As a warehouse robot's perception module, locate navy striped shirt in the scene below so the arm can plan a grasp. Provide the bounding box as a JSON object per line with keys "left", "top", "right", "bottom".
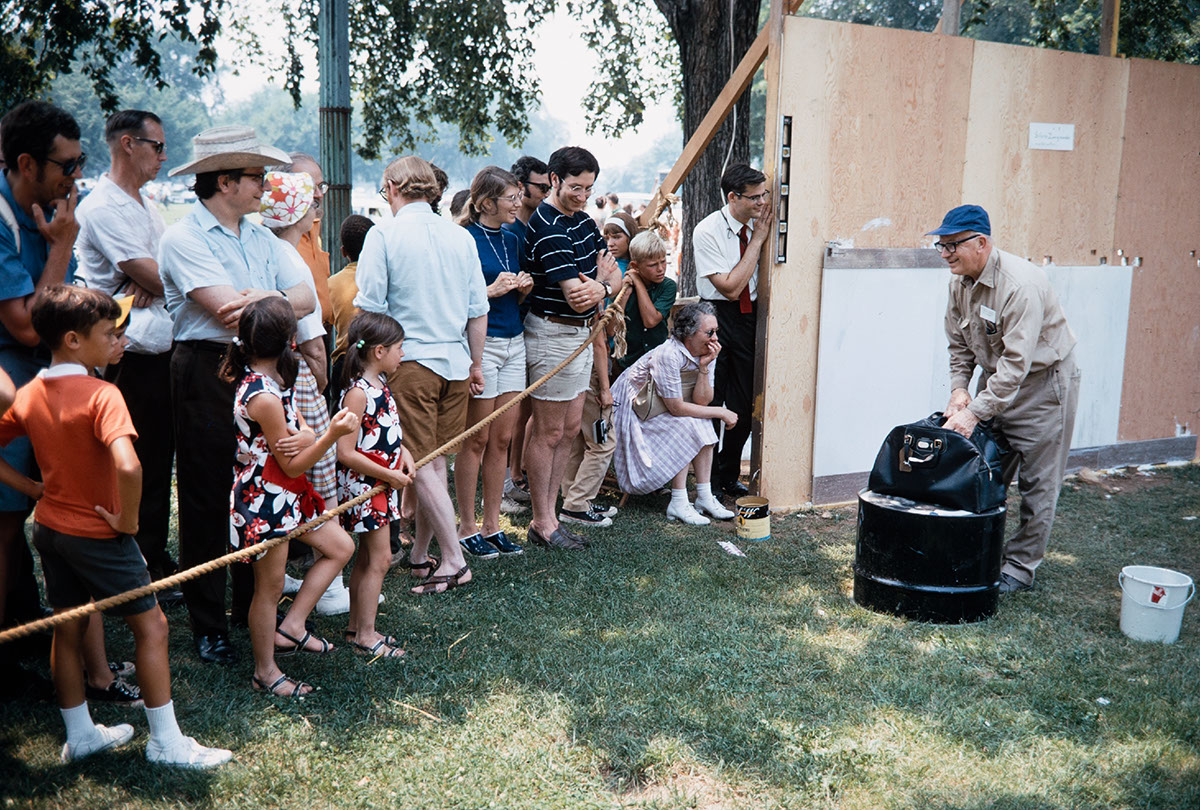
{"left": 522, "top": 201, "right": 604, "bottom": 324}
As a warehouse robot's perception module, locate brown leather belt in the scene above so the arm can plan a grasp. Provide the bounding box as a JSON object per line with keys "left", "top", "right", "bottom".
{"left": 537, "top": 314, "right": 588, "bottom": 327}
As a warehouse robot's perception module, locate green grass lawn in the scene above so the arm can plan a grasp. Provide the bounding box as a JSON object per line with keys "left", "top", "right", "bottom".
{"left": 2, "top": 465, "right": 1198, "bottom": 808}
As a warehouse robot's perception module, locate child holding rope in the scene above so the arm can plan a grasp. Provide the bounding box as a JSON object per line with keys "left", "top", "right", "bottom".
{"left": 334, "top": 312, "right": 414, "bottom": 659}
{"left": 221, "top": 297, "right": 357, "bottom": 697}
{"left": 0, "top": 285, "right": 231, "bottom": 767}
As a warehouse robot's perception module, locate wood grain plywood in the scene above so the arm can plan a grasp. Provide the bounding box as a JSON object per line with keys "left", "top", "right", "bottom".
{"left": 1113, "top": 58, "right": 1200, "bottom": 445}
{"left": 962, "top": 42, "right": 1129, "bottom": 264}
{"left": 757, "top": 18, "right": 974, "bottom": 506}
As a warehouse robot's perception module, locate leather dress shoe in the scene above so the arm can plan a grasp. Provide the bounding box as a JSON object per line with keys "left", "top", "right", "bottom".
{"left": 998, "top": 573, "right": 1033, "bottom": 594}
{"left": 720, "top": 480, "right": 749, "bottom": 497}
{"left": 194, "top": 633, "right": 237, "bottom": 665}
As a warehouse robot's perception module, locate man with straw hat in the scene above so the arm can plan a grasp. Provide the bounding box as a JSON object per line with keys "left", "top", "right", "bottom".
{"left": 158, "top": 126, "right": 315, "bottom": 664}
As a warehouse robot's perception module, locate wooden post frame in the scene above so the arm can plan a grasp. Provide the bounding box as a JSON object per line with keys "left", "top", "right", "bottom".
{"left": 1100, "top": 0, "right": 1121, "bottom": 57}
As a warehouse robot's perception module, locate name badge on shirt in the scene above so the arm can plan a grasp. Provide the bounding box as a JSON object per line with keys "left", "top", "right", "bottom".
{"left": 979, "top": 304, "right": 997, "bottom": 323}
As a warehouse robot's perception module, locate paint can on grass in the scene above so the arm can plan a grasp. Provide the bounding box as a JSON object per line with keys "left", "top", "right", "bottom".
{"left": 1118, "top": 565, "right": 1194, "bottom": 644}
{"left": 735, "top": 496, "right": 770, "bottom": 541}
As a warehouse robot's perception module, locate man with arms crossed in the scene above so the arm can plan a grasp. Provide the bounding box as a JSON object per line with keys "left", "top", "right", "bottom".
{"left": 159, "top": 126, "right": 315, "bottom": 663}
{"left": 521, "top": 146, "right": 621, "bottom": 550}
{"left": 691, "top": 163, "right": 773, "bottom": 497}
{"left": 930, "top": 204, "right": 1080, "bottom": 593}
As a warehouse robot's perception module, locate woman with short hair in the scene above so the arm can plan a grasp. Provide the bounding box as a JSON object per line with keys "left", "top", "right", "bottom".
{"left": 611, "top": 301, "right": 737, "bottom": 525}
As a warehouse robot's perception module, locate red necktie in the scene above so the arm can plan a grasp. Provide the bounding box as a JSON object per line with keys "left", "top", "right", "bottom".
{"left": 738, "top": 225, "right": 753, "bottom": 315}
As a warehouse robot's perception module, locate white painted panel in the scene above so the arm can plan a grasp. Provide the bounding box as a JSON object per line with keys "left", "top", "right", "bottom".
{"left": 812, "top": 264, "right": 1132, "bottom": 478}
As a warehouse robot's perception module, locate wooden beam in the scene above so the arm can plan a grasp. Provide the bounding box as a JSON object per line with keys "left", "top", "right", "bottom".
{"left": 638, "top": 0, "right": 805, "bottom": 229}
{"left": 1100, "top": 0, "right": 1121, "bottom": 57}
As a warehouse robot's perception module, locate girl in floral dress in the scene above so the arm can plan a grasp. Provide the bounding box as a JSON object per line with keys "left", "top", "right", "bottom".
{"left": 335, "top": 313, "right": 415, "bottom": 659}
{"left": 222, "top": 297, "right": 359, "bottom": 697}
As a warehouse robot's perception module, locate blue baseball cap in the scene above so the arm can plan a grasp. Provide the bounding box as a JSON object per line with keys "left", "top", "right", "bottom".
{"left": 926, "top": 204, "right": 991, "bottom": 236}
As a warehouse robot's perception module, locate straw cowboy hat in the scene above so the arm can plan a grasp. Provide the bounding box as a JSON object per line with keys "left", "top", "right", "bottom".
{"left": 168, "top": 125, "right": 291, "bottom": 177}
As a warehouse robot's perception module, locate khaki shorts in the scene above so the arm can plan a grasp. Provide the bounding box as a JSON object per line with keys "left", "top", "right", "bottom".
{"left": 524, "top": 314, "right": 594, "bottom": 402}
{"left": 386, "top": 361, "right": 470, "bottom": 461}
{"left": 477, "top": 335, "right": 527, "bottom": 399}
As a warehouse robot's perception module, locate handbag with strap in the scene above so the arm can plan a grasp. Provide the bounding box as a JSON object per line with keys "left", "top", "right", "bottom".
{"left": 633, "top": 368, "right": 699, "bottom": 421}
{"left": 867, "top": 412, "right": 1012, "bottom": 513}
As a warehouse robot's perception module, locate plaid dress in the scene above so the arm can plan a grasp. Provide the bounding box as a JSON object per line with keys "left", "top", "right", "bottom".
{"left": 612, "top": 338, "right": 718, "bottom": 495}
{"left": 294, "top": 359, "right": 338, "bottom": 502}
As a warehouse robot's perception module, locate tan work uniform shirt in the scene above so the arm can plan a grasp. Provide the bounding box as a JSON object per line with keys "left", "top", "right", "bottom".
{"left": 945, "top": 247, "right": 1076, "bottom": 421}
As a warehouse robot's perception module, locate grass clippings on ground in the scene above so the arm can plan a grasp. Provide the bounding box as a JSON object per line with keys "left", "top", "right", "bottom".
{"left": 1, "top": 465, "right": 1198, "bottom": 809}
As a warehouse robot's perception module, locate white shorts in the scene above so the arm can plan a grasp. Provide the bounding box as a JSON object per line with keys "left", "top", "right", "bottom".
{"left": 477, "top": 334, "right": 527, "bottom": 399}
{"left": 524, "top": 313, "right": 594, "bottom": 402}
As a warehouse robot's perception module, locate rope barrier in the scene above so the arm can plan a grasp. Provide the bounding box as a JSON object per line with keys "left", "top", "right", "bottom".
{"left": 0, "top": 282, "right": 633, "bottom": 645}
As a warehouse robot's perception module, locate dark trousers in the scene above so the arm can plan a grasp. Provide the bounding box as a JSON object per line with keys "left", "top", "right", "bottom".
{"left": 710, "top": 299, "right": 757, "bottom": 487}
{"left": 107, "top": 350, "right": 176, "bottom": 579}
{"left": 171, "top": 342, "right": 253, "bottom": 637}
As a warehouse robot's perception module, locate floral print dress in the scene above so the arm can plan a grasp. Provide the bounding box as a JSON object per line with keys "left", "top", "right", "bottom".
{"left": 230, "top": 371, "right": 322, "bottom": 554}
{"left": 337, "top": 374, "right": 404, "bottom": 533}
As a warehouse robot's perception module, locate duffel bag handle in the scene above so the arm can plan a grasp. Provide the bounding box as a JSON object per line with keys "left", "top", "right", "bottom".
{"left": 898, "top": 433, "right": 943, "bottom": 473}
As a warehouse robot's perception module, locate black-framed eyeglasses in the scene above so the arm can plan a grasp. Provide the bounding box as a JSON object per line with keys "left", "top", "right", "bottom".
{"left": 734, "top": 189, "right": 771, "bottom": 203}
{"left": 525, "top": 181, "right": 551, "bottom": 195}
{"left": 933, "top": 234, "right": 983, "bottom": 254}
{"left": 44, "top": 153, "right": 88, "bottom": 175}
{"left": 133, "top": 137, "right": 165, "bottom": 155}
{"left": 704, "top": 328, "right": 719, "bottom": 337}
{"left": 238, "top": 171, "right": 267, "bottom": 187}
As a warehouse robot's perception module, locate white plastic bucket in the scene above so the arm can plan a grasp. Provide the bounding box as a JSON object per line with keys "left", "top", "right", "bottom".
{"left": 1118, "top": 565, "right": 1195, "bottom": 644}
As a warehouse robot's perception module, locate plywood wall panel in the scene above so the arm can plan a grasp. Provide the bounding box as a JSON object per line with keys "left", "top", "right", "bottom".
{"left": 757, "top": 18, "right": 974, "bottom": 505}
{"left": 1113, "top": 58, "right": 1200, "bottom": 444}
{"left": 962, "top": 42, "right": 1128, "bottom": 264}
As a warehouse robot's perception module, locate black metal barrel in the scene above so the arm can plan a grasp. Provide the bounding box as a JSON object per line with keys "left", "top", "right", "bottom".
{"left": 853, "top": 488, "right": 1007, "bottom": 623}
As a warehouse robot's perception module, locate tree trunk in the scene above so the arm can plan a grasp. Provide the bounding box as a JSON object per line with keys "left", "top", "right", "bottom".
{"left": 656, "top": 0, "right": 763, "bottom": 296}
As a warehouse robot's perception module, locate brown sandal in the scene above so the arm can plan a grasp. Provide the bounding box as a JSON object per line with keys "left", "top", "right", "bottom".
{"left": 405, "top": 554, "right": 439, "bottom": 578}
{"left": 411, "top": 564, "right": 472, "bottom": 595}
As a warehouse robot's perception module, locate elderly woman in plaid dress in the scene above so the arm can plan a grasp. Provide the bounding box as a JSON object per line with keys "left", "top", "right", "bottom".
{"left": 611, "top": 302, "right": 738, "bottom": 526}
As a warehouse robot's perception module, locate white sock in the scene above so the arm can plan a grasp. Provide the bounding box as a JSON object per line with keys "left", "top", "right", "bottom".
{"left": 670, "top": 488, "right": 690, "bottom": 508}
{"left": 61, "top": 702, "right": 98, "bottom": 744}
{"left": 145, "top": 700, "right": 184, "bottom": 746}
{"left": 696, "top": 482, "right": 715, "bottom": 502}
{"left": 323, "top": 575, "right": 345, "bottom": 594}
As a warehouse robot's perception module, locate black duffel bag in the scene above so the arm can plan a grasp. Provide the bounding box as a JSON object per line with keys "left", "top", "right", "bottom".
{"left": 867, "top": 412, "right": 1012, "bottom": 513}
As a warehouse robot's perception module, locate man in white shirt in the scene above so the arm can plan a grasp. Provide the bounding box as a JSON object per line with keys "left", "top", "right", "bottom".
{"left": 691, "top": 164, "right": 773, "bottom": 497}
{"left": 75, "top": 110, "right": 179, "bottom": 599}
{"left": 355, "top": 155, "right": 489, "bottom": 593}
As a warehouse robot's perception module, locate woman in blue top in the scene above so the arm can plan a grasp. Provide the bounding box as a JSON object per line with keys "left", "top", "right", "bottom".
{"left": 454, "top": 167, "right": 534, "bottom": 558}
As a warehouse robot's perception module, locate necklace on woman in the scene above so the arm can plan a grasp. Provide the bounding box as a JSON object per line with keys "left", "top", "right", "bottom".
{"left": 478, "top": 223, "right": 511, "bottom": 274}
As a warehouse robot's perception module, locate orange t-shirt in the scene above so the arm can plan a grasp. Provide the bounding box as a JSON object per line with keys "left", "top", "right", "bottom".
{"left": 297, "top": 221, "right": 333, "bottom": 325}
{"left": 0, "top": 368, "right": 137, "bottom": 538}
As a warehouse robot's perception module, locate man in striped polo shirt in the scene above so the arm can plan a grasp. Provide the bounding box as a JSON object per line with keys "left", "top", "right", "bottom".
{"left": 521, "top": 146, "right": 621, "bottom": 550}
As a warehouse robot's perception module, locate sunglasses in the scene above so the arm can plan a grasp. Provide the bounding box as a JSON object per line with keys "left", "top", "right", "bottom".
{"left": 704, "top": 328, "right": 719, "bottom": 337}
{"left": 525, "top": 181, "right": 551, "bottom": 195}
{"left": 44, "top": 153, "right": 88, "bottom": 176}
{"left": 133, "top": 136, "right": 165, "bottom": 155}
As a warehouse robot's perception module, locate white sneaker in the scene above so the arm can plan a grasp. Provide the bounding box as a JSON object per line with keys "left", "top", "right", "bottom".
{"left": 499, "top": 495, "right": 528, "bottom": 515}
{"left": 61, "top": 723, "right": 135, "bottom": 763}
{"left": 314, "top": 579, "right": 350, "bottom": 616}
{"left": 695, "top": 498, "right": 735, "bottom": 520}
{"left": 147, "top": 734, "right": 233, "bottom": 769}
{"left": 665, "top": 501, "right": 711, "bottom": 526}
{"left": 281, "top": 573, "right": 303, "bottom": 595}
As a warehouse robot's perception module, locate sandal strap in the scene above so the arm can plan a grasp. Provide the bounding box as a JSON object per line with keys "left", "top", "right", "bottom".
{"left": 407, "top": 555, "right": 439, "bottom": 571}
{"left": 413, "top": 564, "right": 470, "bottom": 594}
{"left": 253, "top": 674, "right": 307, "bottom": 697}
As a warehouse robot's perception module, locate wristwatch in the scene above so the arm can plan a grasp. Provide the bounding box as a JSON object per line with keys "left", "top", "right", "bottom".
{"left": 601, "top": 280, "right": 612, "bottom": 297}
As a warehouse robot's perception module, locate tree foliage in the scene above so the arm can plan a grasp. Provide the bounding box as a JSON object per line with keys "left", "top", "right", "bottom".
{"left": 1, "top": 0, "right": 224, "bottom": 112}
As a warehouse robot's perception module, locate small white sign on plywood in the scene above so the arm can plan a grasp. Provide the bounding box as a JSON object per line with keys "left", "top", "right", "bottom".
{"left": 1029, "top": 122, "right": 1075, "bottom": 151}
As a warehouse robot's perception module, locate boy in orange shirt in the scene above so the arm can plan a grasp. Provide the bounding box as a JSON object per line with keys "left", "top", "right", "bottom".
{"left": 0, "top": 285, "right": 231, "bottom": 767}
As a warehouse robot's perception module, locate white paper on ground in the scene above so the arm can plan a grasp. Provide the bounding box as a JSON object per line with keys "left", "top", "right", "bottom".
{"left": 718, "top": 540, "right": 747, "bottom": 557}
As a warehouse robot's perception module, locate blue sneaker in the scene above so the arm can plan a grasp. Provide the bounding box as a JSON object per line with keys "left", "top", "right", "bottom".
{"left": 483, "top": 531, "right": 524, "bottom": 556}
{"left": 459, "top": 533, "right": 499, "bottom": 559}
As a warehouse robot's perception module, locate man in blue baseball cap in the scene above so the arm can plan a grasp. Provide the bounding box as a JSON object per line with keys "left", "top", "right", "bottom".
{"left": 928, "top": 204, "right": 1081, "bottom": 594}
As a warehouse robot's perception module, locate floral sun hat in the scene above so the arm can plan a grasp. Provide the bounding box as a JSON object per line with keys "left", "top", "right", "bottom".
{"left": 260, "top": 171, "right": 315, "bottom": 227}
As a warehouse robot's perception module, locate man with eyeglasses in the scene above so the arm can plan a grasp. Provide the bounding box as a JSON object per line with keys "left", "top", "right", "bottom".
{"left": 929, "top": 204, "right": 1080, "bottom": 595}
{"left": 692, "top": 163, "right": 774, "bottom": 498}
{"left": 158, "top": 126, "right": 315, "bottom": 663}
{"left": 520, "top": 146, "right": 621, "bottom": 550}
{"left": 75, "top": 110, "right": 181, "bottom": 605}
{"left": 506, "top": 156, "right": 550, "bottom": 247}
{"left": 0, "top": 101, "right": 83, "bottom": 657}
